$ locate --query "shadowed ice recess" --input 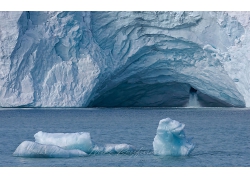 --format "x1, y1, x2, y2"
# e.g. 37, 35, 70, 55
13, 118, 195, 158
